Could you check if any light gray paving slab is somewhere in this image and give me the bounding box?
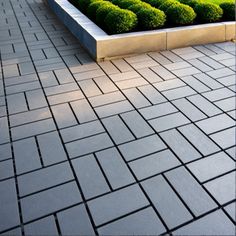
[96,148,135,189]
[194,73,223,90]
[25,89,47,109]
[173,210,235,235]
[72,154,110,199]
[154,78,185,91]
[57,205,95,235]
[0,117,10,144]
[88,185,149,226]
[0,159,14,180]
[0,143,12,161]
[165,167,217,216]
[224,202,236,222]
[24,216,58,236]
[203,87,235,102]
[142,175,192,229]
[98,207,165,235]
[215,97,235,112]
[119,135,166,162]
[162,86,196,100]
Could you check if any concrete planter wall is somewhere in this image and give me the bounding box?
[47,0,236,61]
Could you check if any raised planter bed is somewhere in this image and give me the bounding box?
[47,0,235,61]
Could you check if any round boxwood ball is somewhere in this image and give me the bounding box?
[219,2,235,21]
[128,3,152,13]
[137,8,166,29]
[104,9,138,34]
[178,0,202,8]
[159,0,177,11]
[194,3,223,22]
[96,3,119,26]
[142,0,164,8]
[87,1,107,20]
[118,0,141,8]
[166,3,196,25]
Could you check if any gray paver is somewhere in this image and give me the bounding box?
[0,143,12,161]
[224,202,236,222]
[0,159,14,180]
[0,179,20,232]
[187,152,235,182]
[204,171,236,204]
[25,89,47,109]
[130,149,180,180]
[194,73,223,90]
[21,182,82,222]
[173,210,235,235]
[160,129,201,163]
[72,154,110,199]
[24,216,58,235]
[165,167,217,216]
[0,117,10,144]
[162,86,196,100]
[102,115,134,145]
[88,185,149,226]
[119,135,166,162]
[96,148,135,189]
[142,175,192,228]
[98,207,165,235]
[57,205,95,235]
[203,87,235,102]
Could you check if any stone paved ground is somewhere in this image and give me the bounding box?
[0,0,236,235]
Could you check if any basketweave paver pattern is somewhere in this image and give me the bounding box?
[0,0,235,235]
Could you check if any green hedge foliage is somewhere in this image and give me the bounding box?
[219,2,235,21]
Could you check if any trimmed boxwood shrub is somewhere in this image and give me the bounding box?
[159,0,176,11]
[104,8,138,34]
[219,2,235,21]
[128,2,152,13]
[87,0,107,20]
[96,3,119,26]
[142,0,165,8]
[118,0,141,8]
[178,0,201,8]
[166,3,196,25]
[136,8,166,29]
[194,3,223,22]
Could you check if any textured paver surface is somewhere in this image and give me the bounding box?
[0,0,236,235]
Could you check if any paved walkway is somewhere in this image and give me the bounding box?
[0,0,236,235]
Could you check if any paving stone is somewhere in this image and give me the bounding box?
[48,90,84,105]
[137,68,163,83]
[165,167,217,216]
[89,91,125,108]
[102,115,134,145]
[0,143,12,161]
[0,179,20,232]
[130,149,180,180]
[198,56,225,69]
[11,118,56,141]
[181,75,210,93]
[72,154,110,199]
[79,79,102,97]
[163,86,196,100]
[142,175,192,228]
[96,147,135,189]
[151,65,176,80]
[125,54,151,64]
[71,99,97,123]
[188,58,213,72]
[93,75,118,93]
[161,50,184,62]
[210,127,235,149]
[57,205,95,235]
[119,135,166,162]
[196,114,234,134]
[164,61,190,71]
[45,83,79,96]
[121,110,154,138]
[188,152,235,182]
[178,124,220,155]
[88,184,149,226]
[217,74,235,86]
[0,106,6,118]
[25,89,47,109]
[4,73,38,87]
[1,227,22,236]
[150,112,190,132]
[187,94,221,116]
[173,210,235,235]
[95,100,133,118]
[206,68,234,79]
[171,47,198,55]
[111,59,133,72]
[224,202,236,222]
[10,107,51,127]
[98,207,165,235]
[66,133,113,158]
[215,97,235,112]
[0,159,14,180]
[138,84,167,104]
[24,216,58,236]
[225,146,236,160]
[74,69,105,81]
[98,61,120,75]
[39,71,58,87]
[154,78,185,91]
[18,162,74,197]
[161,129,201,163]
[123,88,151,108]
[51,103,77,129]
[6,81,41,95]
[3,64,19,78]
[171,67,201,77]
[18,61,35,75]
[116,77,148,90]
[70,63,99,74]
[148,52,172,65]
[0,117,10,144]
[203,87,235,102]
[6,93,28,114]
[173,98,207,122]
[139,102,177,120]
[21,182,82,222]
